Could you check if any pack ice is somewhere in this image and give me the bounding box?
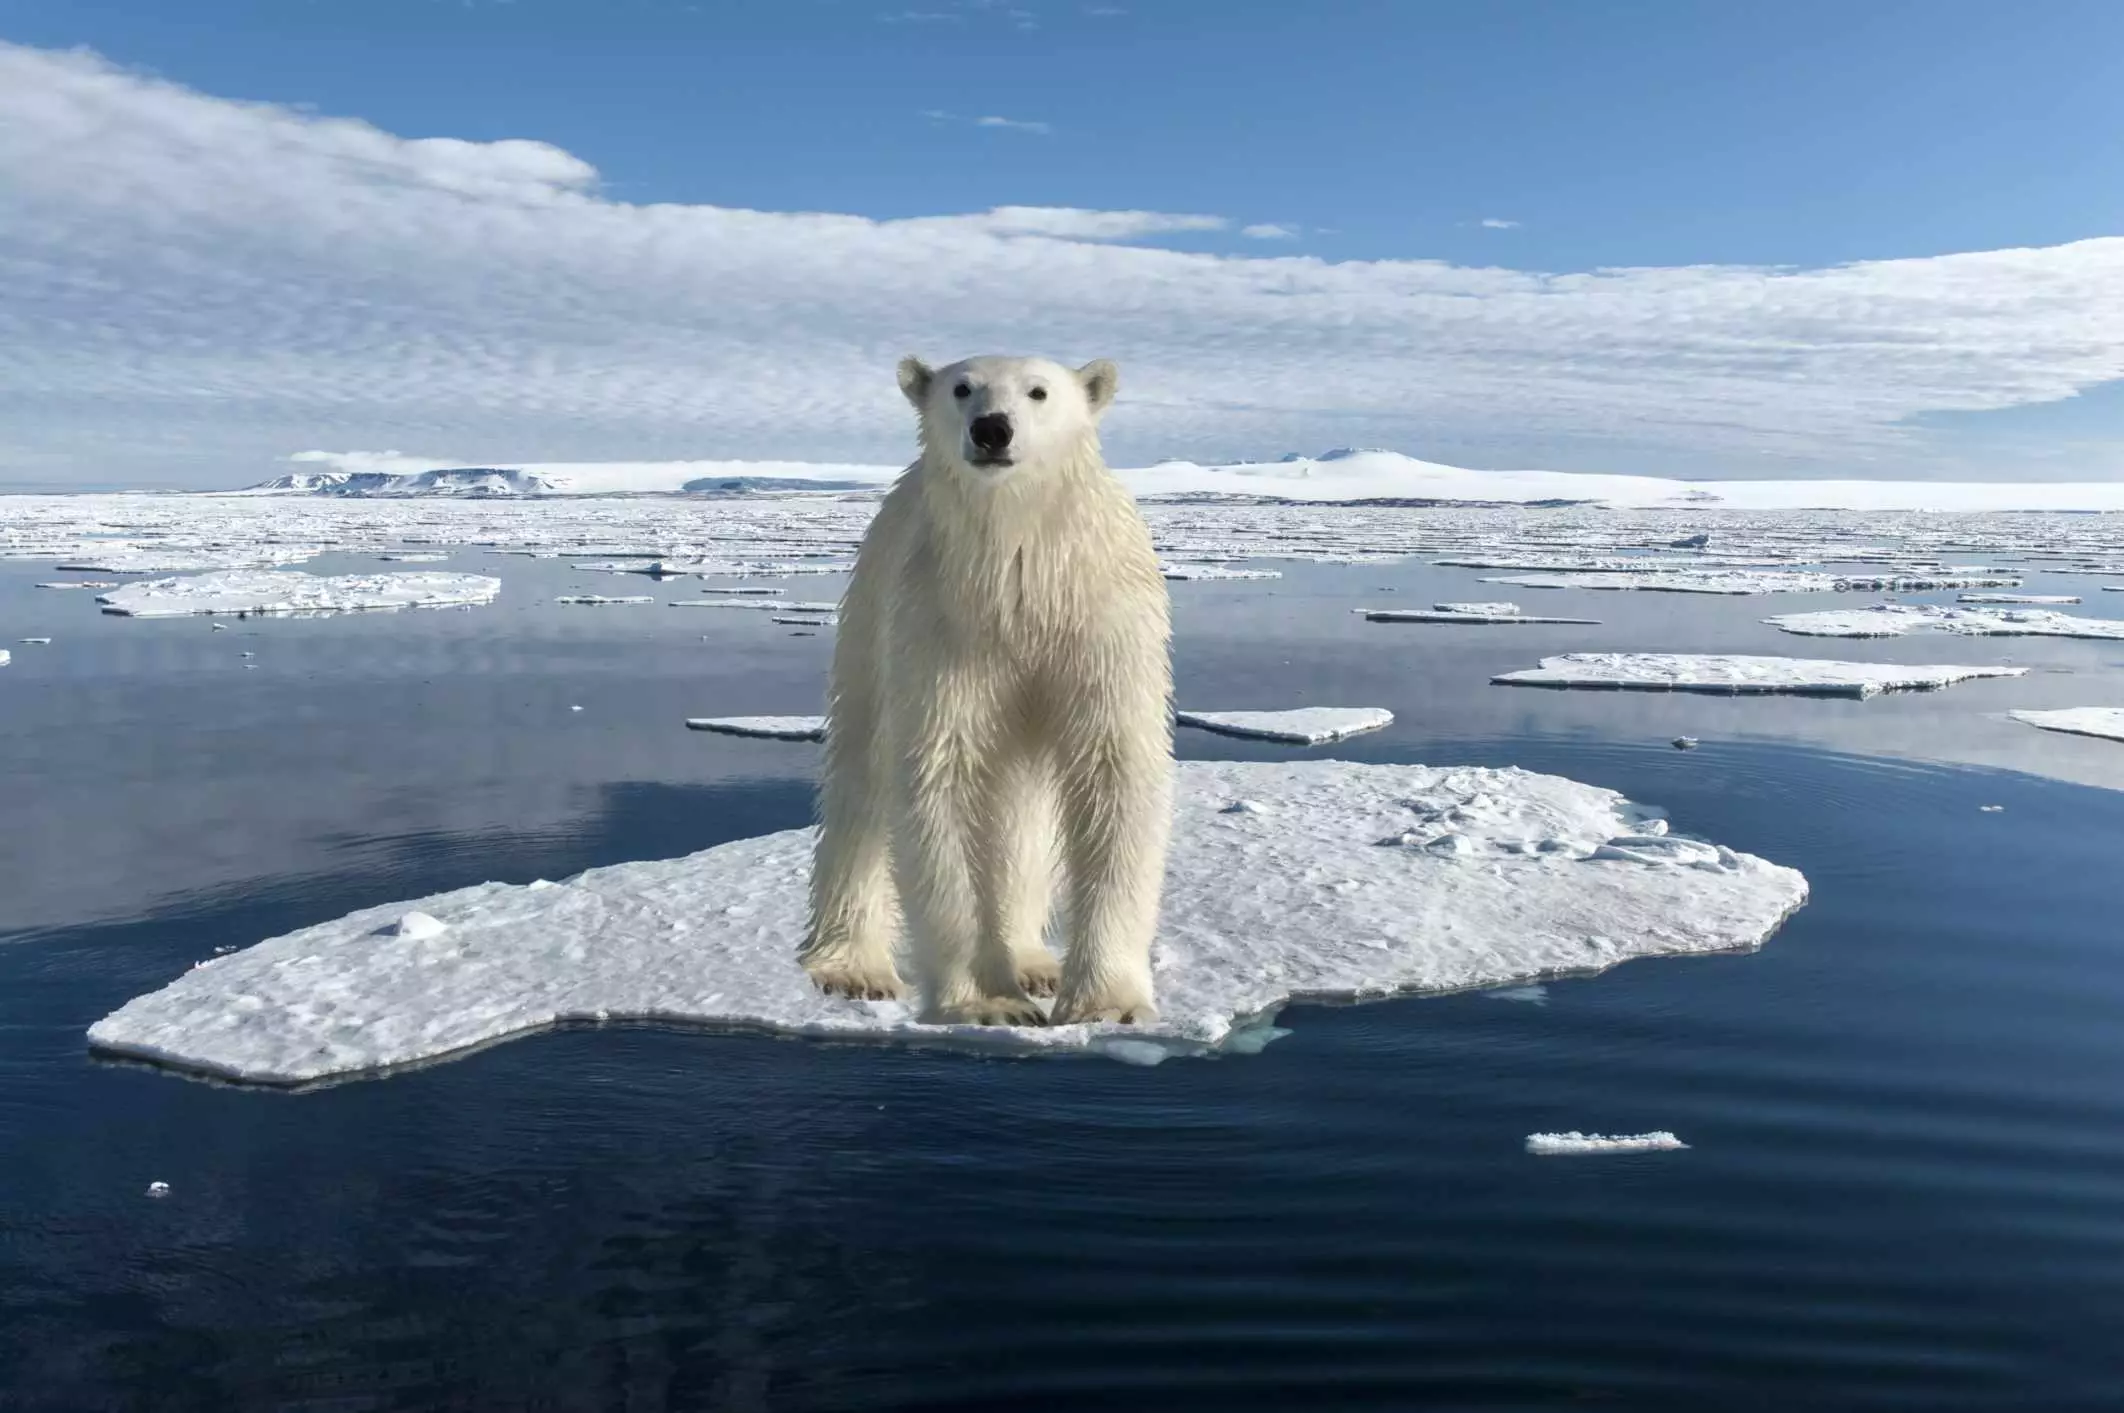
[1763,604,2124,640]
[2007,708,2124,744]
[1494,653,2028,699]
[88,760,1807,1085]
[1175,708,1395,744]
[684,716,829,741]
[97,570,501,617]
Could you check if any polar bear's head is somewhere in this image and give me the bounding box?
[898,354,1118,480]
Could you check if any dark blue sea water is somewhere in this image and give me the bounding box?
[5,550,2124,1410]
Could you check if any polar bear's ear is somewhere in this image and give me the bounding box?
[897,356,935,408]
[1076,359,1119,417]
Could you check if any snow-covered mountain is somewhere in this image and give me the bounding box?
[241,468,563,497]
[236,449,2124,513]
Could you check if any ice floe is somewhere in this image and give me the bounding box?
[1482,570,1842,595]
[2007,708,2124,744]
[96,570,501,618]
[1959,593,2080,605]
[1175,708,1395,744]
[1160,563,1283,581]
[1525,1131,1689,1156]
[1763,604,2124,640]
[683,716,829,741]
[1493,653,2028,699]
[87,759,1807,1085]
[554,594,654,606]
[1364,601,1601,625]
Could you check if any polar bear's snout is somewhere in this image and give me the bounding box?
[968,412,1013,463]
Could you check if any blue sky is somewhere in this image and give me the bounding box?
[2,0,2123,486]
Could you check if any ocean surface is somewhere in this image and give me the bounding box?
[5,549,2124,1410]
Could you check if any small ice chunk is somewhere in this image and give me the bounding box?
[1672,737,1700,750]
[685,715,829,741]
[1525,1130,1688,1156]
[146,1181,171,1197]
[1494,653,2027,699]
[2007,707,2124,744]
[387,911,448,940]
[1176,708,1393,744]
[555,595,654,606]
[1160,563,1283,581]
[1959,593,2079,605]
[569,705,583,712]
[20,637,51,645]
[1220,799,1270,815]
[1365,608,1601,625]
[0,650,9,667]
[1979,805,2005,813]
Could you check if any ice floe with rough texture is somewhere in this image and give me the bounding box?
[1175,708,1394,744]
[1493,653,2028,699]
[1763,604,2124,640]
[1959,593,2079,605]
[1160,563,1283,581]
[1482,570,1841,595]
[1526,1131,1689,1156]
[2007,708,2124,744]
[554,594,654,606]
[0,650,9,667]
[96,570,503,617]
[684,715,828,740]
[87,759,1807,1085]
[1365,601,1600,625]
[667,598,840,613]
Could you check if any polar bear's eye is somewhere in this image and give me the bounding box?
[953,382,972,399]
[1028,387,1048,401]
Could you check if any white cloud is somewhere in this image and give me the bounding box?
[1480,218,1521,230]
[4,40,2124,487]
[1241,223,1300,240]
[972,114,1052,133]
[924,108,1053,134]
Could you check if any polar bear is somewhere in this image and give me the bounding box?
[799,354,1174,1027]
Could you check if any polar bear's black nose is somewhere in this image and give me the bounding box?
[969,413,1013,455]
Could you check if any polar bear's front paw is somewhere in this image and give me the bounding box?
[929,995,1049,1028]
[1013,951,1062,998]
[803,957,906,1002]
[1050,996,1160,1027]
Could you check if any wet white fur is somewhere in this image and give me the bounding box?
[800,354,1174,1026]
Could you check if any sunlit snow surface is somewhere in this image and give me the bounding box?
[1176,708,1395,744]
[88,760,1807,1085]
[96,569,501,617]
[1494,653,2028,699]
[2007,708,2124,744]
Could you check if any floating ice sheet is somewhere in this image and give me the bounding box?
[1160,563,1283,581]
[1175,708,1394,743]
[555,594,654,606]
[1525,1131,1689,1156]
[683,716,829,740]
[1959,593,2080,605]
[1763,604,2124,640]
[1364,604,1601,625]
[97,570,501,618]
[1493,653,2028,699]
[2007,708,2124,744]
[87,760,1808,1086]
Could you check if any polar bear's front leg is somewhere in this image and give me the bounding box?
[1050,723,1174,1027]
[894,712,1047,1028]
[800,586,904,1001]
[974,756,1063,999]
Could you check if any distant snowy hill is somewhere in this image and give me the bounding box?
[236,449,2124,513]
